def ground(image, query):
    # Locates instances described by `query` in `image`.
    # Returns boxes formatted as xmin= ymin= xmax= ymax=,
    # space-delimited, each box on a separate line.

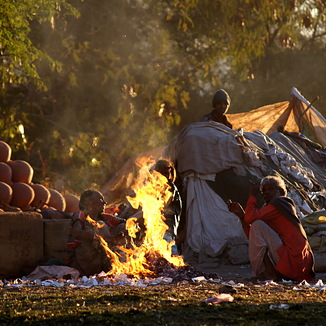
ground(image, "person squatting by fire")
xmin=66 ymin=158 xmax=184 ymax=277
xmin=66 ymin=190 xmax=126 ymax=276
xmin=228 ymin=176 xmax=315 ymax=282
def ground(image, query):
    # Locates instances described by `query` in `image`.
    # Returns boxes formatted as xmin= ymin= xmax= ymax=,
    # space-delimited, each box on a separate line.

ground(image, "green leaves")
xmin=0 ymin=0 xmax=78 ymax=89
xmin=1 ymin=0 xmax=325 ymax=194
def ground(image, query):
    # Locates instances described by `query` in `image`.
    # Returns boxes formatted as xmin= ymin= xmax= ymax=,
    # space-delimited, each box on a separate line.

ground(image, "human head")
xmin=153 ymin=159 xmax=176 ymax=183
xmin=212 ymin=89 xmax=231 ymax=115
xmin=79 ymin=190 xmax=107 ymax=216
xmin=260 ymin=176 xmax=287 ymax=203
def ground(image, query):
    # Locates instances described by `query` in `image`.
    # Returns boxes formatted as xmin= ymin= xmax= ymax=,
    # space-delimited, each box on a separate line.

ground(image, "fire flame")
xmin=86 ymin=216 xmax=105 ymax=229
xmin=92 ymin=156 xmax=185 ymax=278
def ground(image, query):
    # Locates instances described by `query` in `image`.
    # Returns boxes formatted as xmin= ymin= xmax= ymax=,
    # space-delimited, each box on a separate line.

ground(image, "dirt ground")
xmin=193 ymin=262 xmax=326 ymax=283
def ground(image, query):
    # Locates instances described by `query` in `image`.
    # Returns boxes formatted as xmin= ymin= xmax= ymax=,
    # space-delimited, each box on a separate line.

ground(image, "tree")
xmin=1 ymin=0 xmax=325 ymax=195
xmin=0 ymin=0 xmax=79 ymax=88
xmin=0 ymin=0 xmax=79 ymax=150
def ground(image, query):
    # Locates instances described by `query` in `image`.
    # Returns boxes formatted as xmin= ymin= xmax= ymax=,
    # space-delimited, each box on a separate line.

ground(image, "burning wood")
xmin=90 ymin=157 xmax=186 ymax=279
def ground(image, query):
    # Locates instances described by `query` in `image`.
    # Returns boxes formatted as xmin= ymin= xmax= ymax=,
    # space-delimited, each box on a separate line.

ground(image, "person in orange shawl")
xmin=228 ymin=176 xmax=315 ymax=281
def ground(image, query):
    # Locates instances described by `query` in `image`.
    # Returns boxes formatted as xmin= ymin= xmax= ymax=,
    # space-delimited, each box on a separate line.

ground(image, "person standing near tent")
xmin=201 ymin=89 xmax=233 ymax=128
xmin=228 ymin=176 xmax=315 ymax=282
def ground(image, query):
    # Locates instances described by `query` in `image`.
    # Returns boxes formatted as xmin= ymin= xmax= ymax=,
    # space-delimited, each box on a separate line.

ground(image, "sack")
xmin=43 ymin=219 xmax=71 ymax=263
xmin=0 ymin=212 xmax=43 ymax=278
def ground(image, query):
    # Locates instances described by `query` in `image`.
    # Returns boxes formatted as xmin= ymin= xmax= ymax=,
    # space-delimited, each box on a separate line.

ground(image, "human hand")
xmin=227 ymin=199 xmax=245 ymax=219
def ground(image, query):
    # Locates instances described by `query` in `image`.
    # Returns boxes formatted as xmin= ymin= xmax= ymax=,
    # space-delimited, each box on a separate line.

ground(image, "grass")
xmin=0 ymin=281 xmax=325 ymax=325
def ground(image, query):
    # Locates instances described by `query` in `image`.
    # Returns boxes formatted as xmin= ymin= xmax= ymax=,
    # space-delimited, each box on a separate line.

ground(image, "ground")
xmin=197 ymin=262 xmax=326 ymax=283
xmin=1 ymin=264 xmax=325 ymax=325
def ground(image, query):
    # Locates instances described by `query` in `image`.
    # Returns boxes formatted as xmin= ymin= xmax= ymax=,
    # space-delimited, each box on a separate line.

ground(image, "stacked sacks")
xmin=0 ymin=141 xmax=11 ymax=163
xmin=48 ymin=189 xmax=66 ymax=211
xmin=41 ymin=189 xmax=69 ymax=219
xmin=0 ymin=182 xmax=12 ymax=210
xmin=0 ymin=140 xmax=79 ymax=214
xmin=0 ymin=161 xmax=12 ymax=184
xmin=0 ymin=140 xmax=81 ymax=275
xmin=0 ymin=143 xmax=35 ymax=210
xmin=7 ymin=159 xmax=34 ymax=183
xmin=302 ymin=210 xmax=326 ymax=272
xmin=0 ymin=141 xmax=15 ymax=210
xmin=10 ymin=182 xmax=35 ymax=210
xmin=64 ymin=194 xmax=80 ymax=213
xmin=0 ymin=142 xmax=43 ymax=277
xmin=31 ymin=184 xmax=51 ymax=209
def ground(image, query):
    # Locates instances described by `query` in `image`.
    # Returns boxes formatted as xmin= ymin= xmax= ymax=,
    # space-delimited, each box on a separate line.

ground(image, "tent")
xmin=101 ymin=88 xmax=326 ymax=268
xmin=162 ymin=87 xmax=326 ymax=266
xmin=163 ymin=120 xmax=325 ymax=264
xmin=227 ymin=87 xmax=326 ymax=147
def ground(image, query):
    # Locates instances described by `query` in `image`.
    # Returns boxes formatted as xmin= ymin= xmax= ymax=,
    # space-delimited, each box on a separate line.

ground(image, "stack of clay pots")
xmin=0 ymin=140 xmax=80 ymax=213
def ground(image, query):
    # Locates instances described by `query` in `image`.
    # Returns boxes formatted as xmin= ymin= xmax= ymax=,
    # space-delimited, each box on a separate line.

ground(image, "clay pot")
xmin=7 ymin=160 xmax=34 ymax=184
xmin=48 ymin=189 xmax=66 ymax=211
xmin=31 ymin=184 xmax=51 ymax=209
xmin=10 ymin=182 xmax=35 ymax=209
xmin=0 ymin=141 xmax=12 ymax=162
xmin=0 ymin=162 xmax=12 ymax=184
xmin=64 ymin=193 xmax=80 ymax=213
xmin=0 ymin=181 xmax=13 ymax=204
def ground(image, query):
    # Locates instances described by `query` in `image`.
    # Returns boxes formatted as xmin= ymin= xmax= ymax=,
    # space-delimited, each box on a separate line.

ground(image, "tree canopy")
xmin=1 ymin=0 xmax=325 ymax=196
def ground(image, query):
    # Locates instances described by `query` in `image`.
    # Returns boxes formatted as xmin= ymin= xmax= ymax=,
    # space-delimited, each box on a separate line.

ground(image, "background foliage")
xmin=1 ymin=0 xmax=325 ymax=197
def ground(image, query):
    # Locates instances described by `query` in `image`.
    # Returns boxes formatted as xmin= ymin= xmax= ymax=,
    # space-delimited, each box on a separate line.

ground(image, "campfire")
xmin=90 ymin=157 xmax=185 ymax=279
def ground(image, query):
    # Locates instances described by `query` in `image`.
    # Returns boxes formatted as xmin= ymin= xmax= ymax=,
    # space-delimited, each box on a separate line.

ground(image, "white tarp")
xmin=185 ymin=175 xmax=246 ymax=253
xmin=164 ymin=121 xmax=324 ymax=256
xmin=166 ymin=122 xmax=246 ymax=177
xmin=165 ymin=122 xmax=249 ymax=255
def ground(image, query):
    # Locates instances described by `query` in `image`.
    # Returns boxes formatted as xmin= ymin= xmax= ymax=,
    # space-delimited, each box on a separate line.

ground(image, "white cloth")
xmin=164 ymin=122 xmax=250 ymax=254
xmin=165 ymin=122 xmax=246 ymax=177
xmin=249 ymin=220 xmax=283 ymax=277
xmin=27 ymin=265 xmax=80 ymax=280
xmin=185 ymin=175 xmax=246 ymax=253
xmin=245 ymin=130 xmax=315 ymax=189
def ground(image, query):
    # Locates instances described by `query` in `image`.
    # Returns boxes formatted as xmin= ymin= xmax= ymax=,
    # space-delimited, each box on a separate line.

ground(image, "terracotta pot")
xmin=0 ymin=181 xmax=13 ymax=204
xmin=31 ymin=184 xmax=51 ymax=209
xmin=0 ymin=162 xmax=12 ymax=184
xmin=48 ymin=189 xmax=66 ymax=211
xmin=64 ymin=193 xmax=80 ymax=213
xmin=10 ymin=182 xmax=35 ymax=209
xmin=7 ymin=160 xmax=34 ymax=184
xmin=0 ymin=141 xmax=12 ymax=162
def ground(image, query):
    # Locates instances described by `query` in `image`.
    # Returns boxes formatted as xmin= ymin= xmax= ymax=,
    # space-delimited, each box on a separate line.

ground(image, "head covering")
xmin=212 ymin=89 xmax=231 ymax=109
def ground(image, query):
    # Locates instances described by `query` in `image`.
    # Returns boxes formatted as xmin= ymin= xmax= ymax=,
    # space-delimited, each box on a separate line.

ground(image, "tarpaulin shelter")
xmin=162 ymin=88 xmax=326 ymax=266
xmin=101 ymin=88 xmax=326 ymax=268
xmin=164 ymin=124 xmax=326 ymax=266
xmin=102 ymin=87 xmax=326 ymax=206
xmin=227 ymin=87 xmax=326 ymax=147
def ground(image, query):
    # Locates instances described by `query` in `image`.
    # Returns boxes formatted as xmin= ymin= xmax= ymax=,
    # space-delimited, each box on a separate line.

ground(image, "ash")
xmin=147 ymin=256 xmax=220 ymax=283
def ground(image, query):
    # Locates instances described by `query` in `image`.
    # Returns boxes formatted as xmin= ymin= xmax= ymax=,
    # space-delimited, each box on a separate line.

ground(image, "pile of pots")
xmin=0 ymin=141 xmax=80 ymax=214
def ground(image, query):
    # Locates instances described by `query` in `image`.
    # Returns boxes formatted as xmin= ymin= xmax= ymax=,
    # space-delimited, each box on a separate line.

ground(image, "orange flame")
xmin=86 ymin=216 xmax=105 ymax=228
xmin=101 ymin=156 xmax=184 ymax=278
